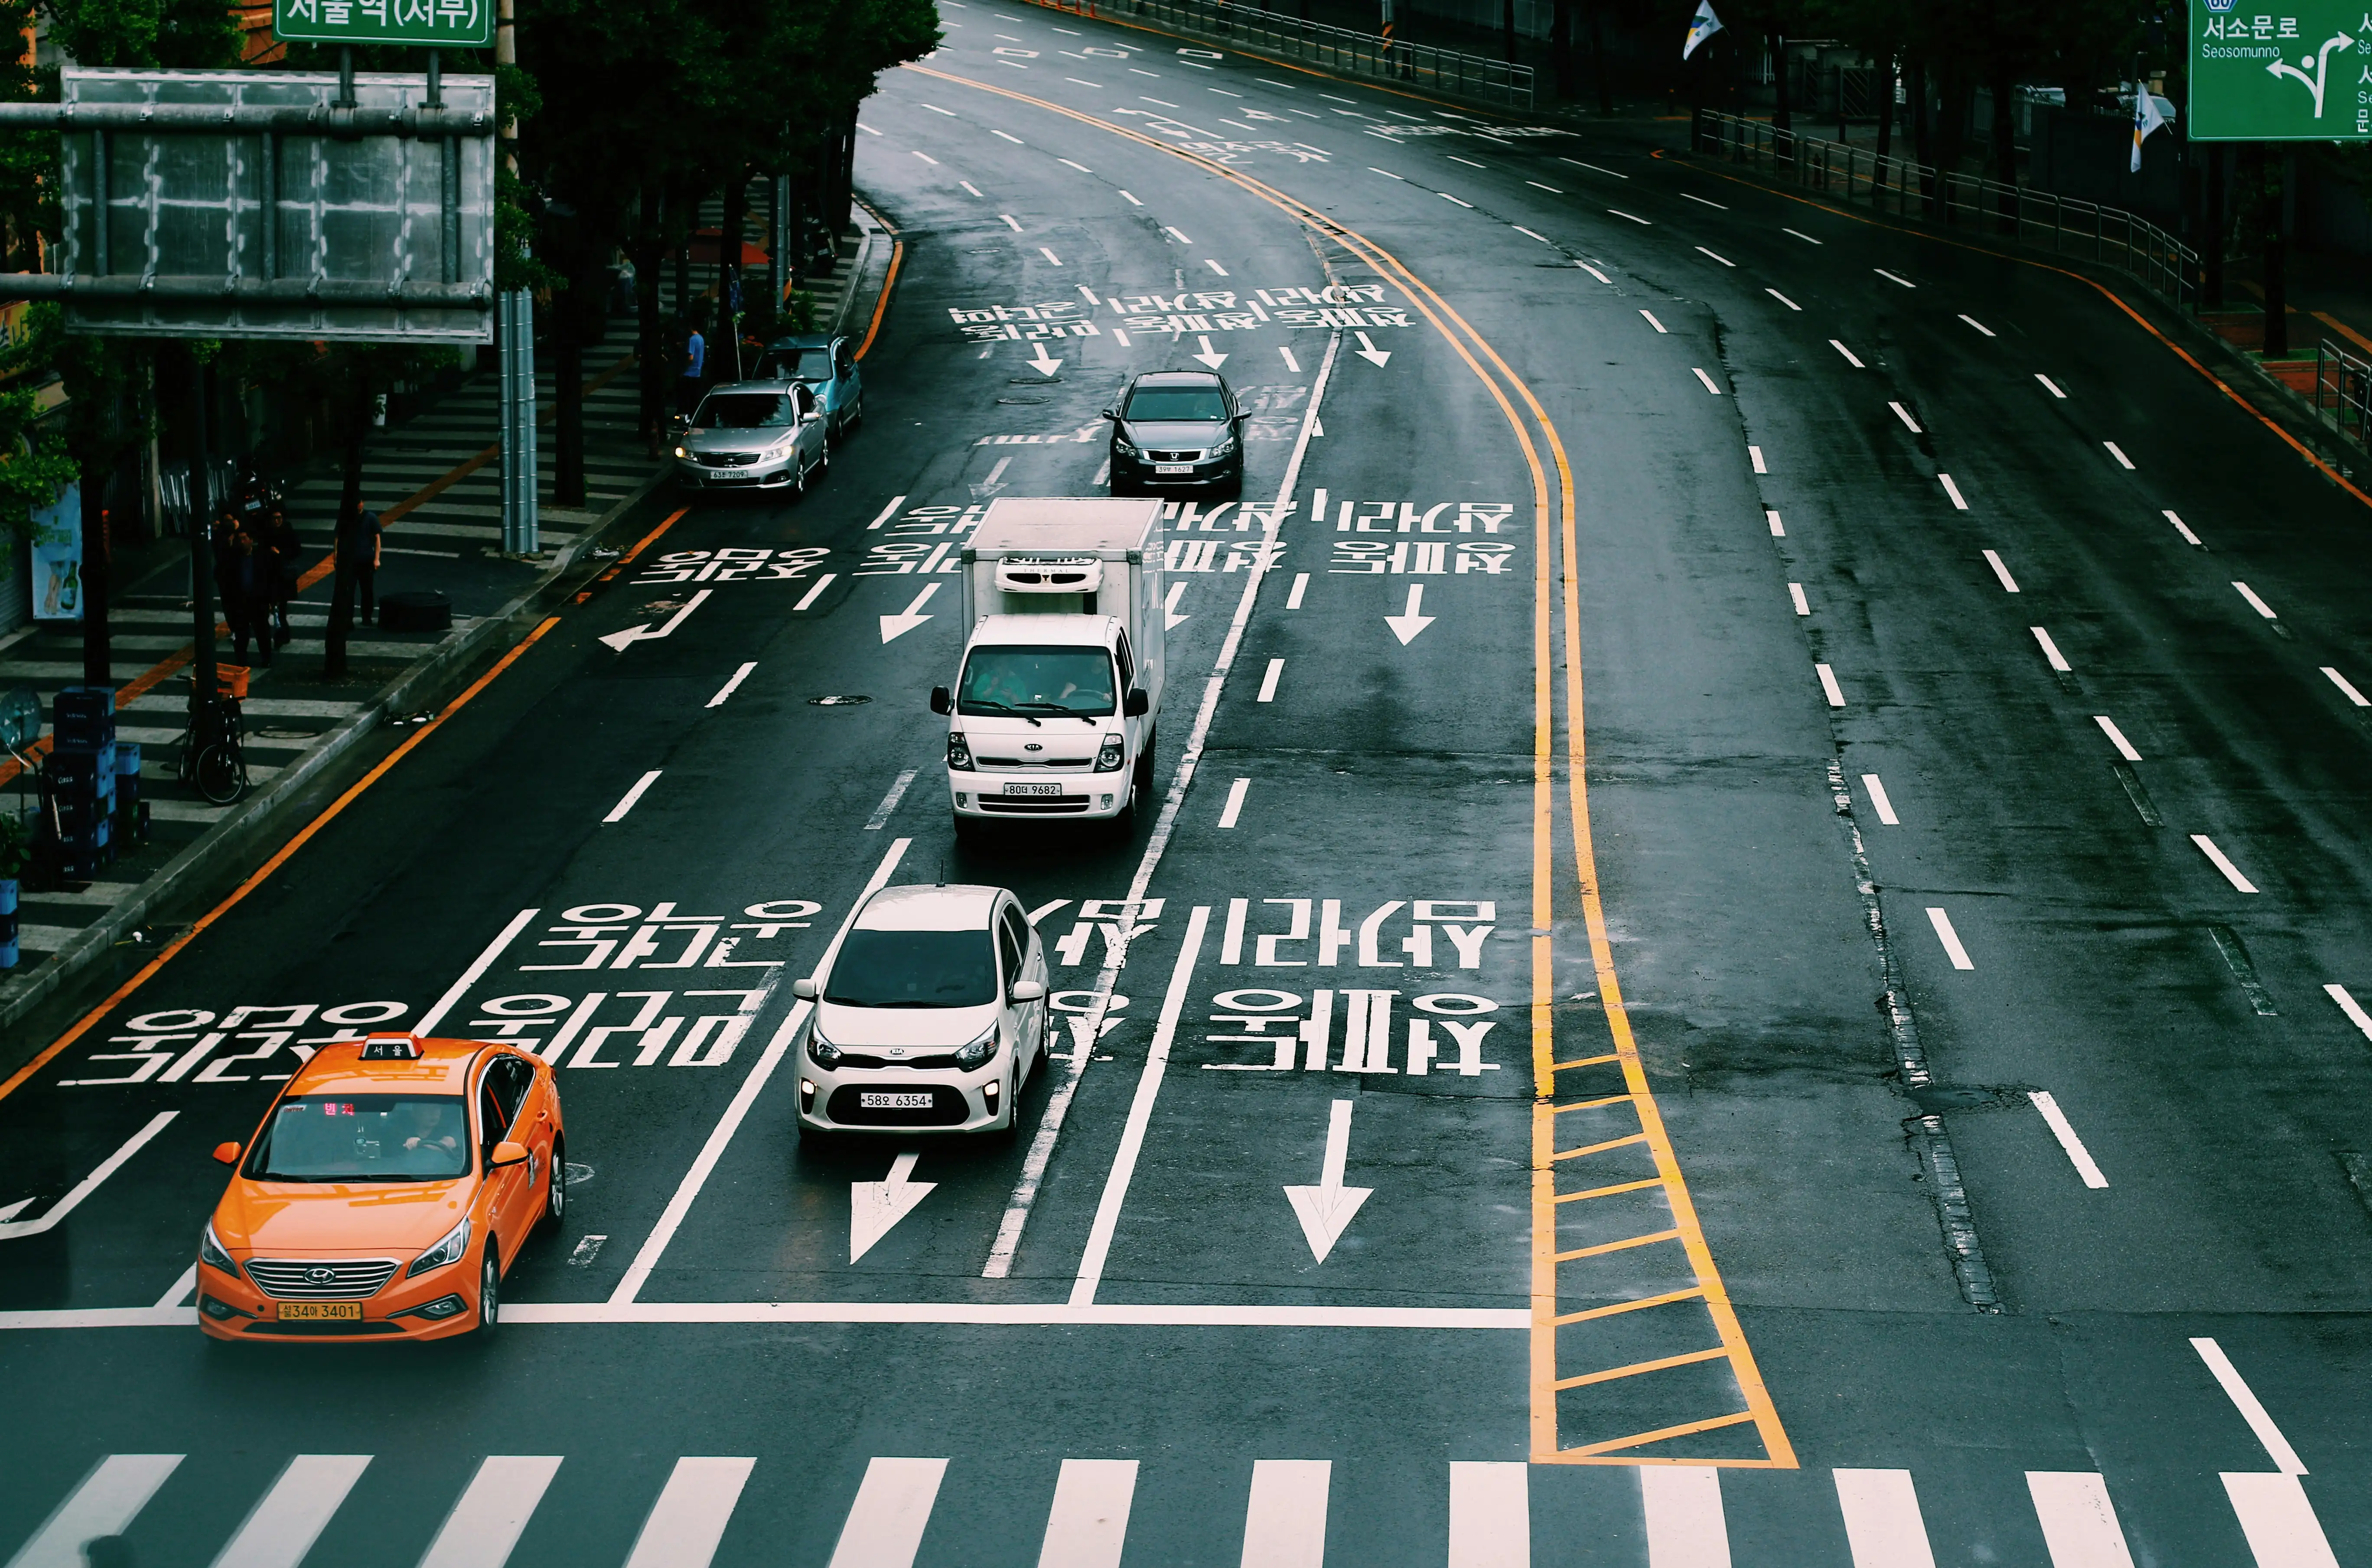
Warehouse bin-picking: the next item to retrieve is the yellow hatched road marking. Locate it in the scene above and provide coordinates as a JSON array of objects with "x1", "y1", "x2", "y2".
[
  {"x1": 1548, "y1": 1286, "x2": 1705, "y2": 1327},
  {"x1": 1551, "y1": 1346, "x2": 1731, "y2": 1392},
  {"x1": 1551, "y1": 1228, "x2": 1681, "y2": 1264},
  {"x1": 1552, "y1": 1093, "x2": 1636, "y2": 1114},
  {"x1": 1551, "y1": 1053, "x2": 1620, "y2": 1071},
  {"x1": 1564, "y1": 1410, "x2": 1759, "y2": 1459},
  {"x1": 1550, "y1": 1132, "x2": 1649, "y2": 1163},
  {"x1": 1555, "y1": 1177, "x2": 1665, "y2": 1204}
]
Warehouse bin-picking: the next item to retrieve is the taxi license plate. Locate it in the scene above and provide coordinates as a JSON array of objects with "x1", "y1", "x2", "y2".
[
  {"x1": 1155, "y1": 463, "x2": 1193, "y2": 475},
  {"x1": 1004, "y1": 782, "x2": 1062, "y2": 796},
  {"x1": 276, "y1": 1302, "x2": 362, "y2": 1321},
  {"x1": 860, "y1": 1091, "x2": 935, "y2": 1109}
]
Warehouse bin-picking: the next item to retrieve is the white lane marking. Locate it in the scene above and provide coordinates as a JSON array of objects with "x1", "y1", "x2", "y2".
[
  {"x1": 1889, "y1": 401, "x2": 1922, "y2": 433},
  {"x1": 1240, "y1": 1459, "x2": 1330, "y2": 1568},
  {"x1": 1512, "y1": 225, "x2": 1551, "y2": 243},
  {"x1": 212, "y1": 1454, "x2": 372, "y2": 1568},
  {"x1": 2191, "y1": 1338, "x2": 2310, "y2": 1474},
  {"x1": 4, "y1": 1454, "x2": 183, "y2": 1568},
  {"x1": 1447, "y1": 153, "x2": 1485, "y2": 168},
  {"x1": 2036, "y1": 373, "x2": 2068, "y2": 398},
  {"x1": 2326, "y1": 983, "x2": 2372, "y2": 1041},
  {"x1": 0, "y1": 1112, "x2": 176, "y2": 1233},
  {"x1": 1560, "y1": 156, "x2": 1627, "y2": 177},
  {"x1": 1639, "y1": 1466, "x2": 1727, "y2": 1568},
  {"x1": 1438, "y1": 192, "x2": 1475, "y2": 208},
  {"x1": 623, "y1": 1457, "x2": 757, "y2": 1568},
  {"x1": 611, "y1": 839, "x2": 911, "y2": 1303},
  {"x1": 1164, "y1": 579, "x2": 1192, "y2": 630},
  {"x1": 1133, "y1": 68, "x2": 1160, "y2": 76},
  {"x1": 1939, "y1": 474, "x2": 1969, "y2": 510},
  {"x1": 1066, "y1": 78, "x2": 1100, "y2": 88},
  {"x1": 1982, "y1": 550, "x2": 2020, "y2": 592},
  {"x1": 867, "y1": 494, "x2": 908, "y2": 530},
  {"x1": 1163, "y1": 224, "x2": 1191, "y2": 242},
  {"x1": 1833, "y1": 1470, "x2": 1939, "y2": 1568},
  {"x1": 920, "y1": 102, "x2": 957, "y2": 115},
  {"x1": 1205, "y1": 258, "x2": 1230, "y2": 274},
  {"x1": 794, "y1": 573, "x2": 837, "y2": 611},
  {"x1": 1789, "y1": 582, "x2": 1810, "y2": 615},
  {"x1": 1368, "y1": 166, "x2": 1404, "y2": 179},
  {"x1": 1526, "y1": 179, "x2": 1561, "y2": 193},
  {"x1": 1118, "y1": 189, "x2": 1142, "y2": 205},
  {"x1": 1874, "y1": 268, "x2": 1916, "y2": 288},
  {"x1": 2093, "y1": 716, "x2": 2143, "y2": 761},
  {"x1": 1640, "y1": 309, "x2": 1668, "y2": 333},
  {"x1": 2220, "y1": 1474, "x2": 2340, "y2": 1568},
  {"x1": 958, "y1": 181, "x2": 984, "y2": 197},
  {"x1": 603, "y1": 770, "x2": 663, "y2": 823},
  {"x1": 1680, "y1": 192, "x2": 1728, "y2": 209},
  {"x1": 567, "y1": 1235, "x2": 606, "y2": 1266},
  {"x1": 1766, "y1": 288, "x2": 1801, "y2": 310},
  {"x1": 418, "y1": 1457, "x2": 566, "y2": 1568},
  {"x1": 1577, "y1": 261, "x2": 1613, "y2": 284},
  {"x1": 1257, "y1": 658, "x2": 1284, "y2": 701},
  {"x1": 2024, "y1": 1473, "x2": 2137, "y2": 1568},
  {"x1": 2232, "y1": 581, "x2": 2278, "y2": 619},
  {"x1": 1766, "y1": 509, "x2": 1784, "y2": 537},
  {"x1": 858, "y1": 122, "x2": 881, "y2": 134},
  {"x1": 1001, "y1": 213, "x2": 1025, "y2": 231},
  {"x1": 1282, "y1": 1098, "x2": 1372, "y2": 1261},
  {"x1": 706, "y1": 663, "x2": 757, "y2": 707},
  {"x1": 1286, "y1": 572, "x2": 1309, "y2": 608},
  {"x1": 599, "y1": 586, "x2": 714, "y2": 651},
  {"x1": 1279, "y1": 345, "x2": 1301, "y2": 371},
  {"x1": 1959, "y1": 312, "x2": 1996, "y2": 335},
  {"x1": 2103, "y1": 440, "x2": 2135, "y2": 469},
  {"x1": 2029, "y1": 1092, "x2": 2110, "y2": 1189},
  {"x1": 1815, "y1": 663, "x2": 1845, "y2": 707},
  {"x1": 1038, "y1": 1459, "x2": 1137, "y2": 1568},
  {"x1": 2323, "y1": 666, "x2": 2371, "y2": 706},
  {"x1": 1692, "y1": 367, "x2": 1724, "y2": 394},
  {"x1": 2192, "y1": 835, "x2": 2260, "y2": 893},
  {"x1": 1750, "y1": 446, "x2": 1767, "y2": 473},
  {"x1": 1069, "y1": 905, "x2": 1211, "y2": 1304},
  {"x1": 1695, "y1": 245, "x2": 1735, "y2": 267},
  {"x1": 911, "y1": 150, "x2": 939, "y2": 165},
  {"x1": 1209, "y1": 86, "x2": 1243, "y2": 97},
  {"x1": 1861, "y1": 774, "x2": 1899, "y2": 824},
  {"x1": 1039, "y1": 247, "x2": 1064, "y2": 265},
  {"x1": 1219, "y1": 777, "x2": 1250, "y2": 828},
  {"x1": 2163, "y1": 508, "x2": 2202, "y2": 545},
  {"x1": 848, "y1": 1152, "x2": 934, "y2": 1263},
  {"x1": 152, "y1": 1265, "x2": 196, "y2": 1308},
  {"x1": 413, "y1": 907, "x2": 541, "y2": 1035},
  {"x1": 1926, "y1": 908, "x2": 1975, "y2": 970},
  {"x1": 991, "y1": 128, "x2": 1024, "y2": 143},
  {"x1": 2030, "y1": 626, "x2": 2071, "y2": 670},
  {"x1": 1609, "y1": 208, "x2": 1652, "y2": 224},
  {"x1": 1782, "y1": 226, "x2": 1822, "y2": 244},
  {"x1": 1255, "y1": 77, "x2": 1296, "y2": 88},
  {"x1": 1449, "y1": 1462, "x2": 1529, "y2": 1568},
  {"x1": 863, "y1": 770, "x2": 919, "y2": 831},
  {"x1": 1829, "y1": 338, "x2": 1864, "y2": 368}
]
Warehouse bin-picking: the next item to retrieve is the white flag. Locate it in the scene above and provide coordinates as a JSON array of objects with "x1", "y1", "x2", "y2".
[
  {"x1": 2130, "y1": 88, "x2": 2167, "y2": 172},
  {"x1": 1683, "y1": 0, "x2": 1723, "y2": 59}
]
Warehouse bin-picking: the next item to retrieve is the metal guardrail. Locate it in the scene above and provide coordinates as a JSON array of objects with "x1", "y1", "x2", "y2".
[
  {"x1": 1024, "y1": 0, "x2": 1535, "y2": 110},
  {"x1": 2314, "y1": 337, "x2": 2371, "y2": 451},
  {"x1": 1692, "y1": 111, "x2": 2197, "y2": 310}
]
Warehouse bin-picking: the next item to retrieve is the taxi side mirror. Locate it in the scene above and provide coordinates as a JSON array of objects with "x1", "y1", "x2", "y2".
[
  {"x1": 1009, "y1": 980, "x2": 1046, "y2": 1003},
  {"x1": 212, "y1": 1141, "x2": 241, "y2": 1165},
  {"x1": 490, "y1": 1141, "x2": 530, "y2": 1169},
  {"x1": 792, "y1": 977, "x2": 820, "y2": 1000}
]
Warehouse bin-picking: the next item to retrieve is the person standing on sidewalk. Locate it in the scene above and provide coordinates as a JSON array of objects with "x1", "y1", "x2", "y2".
[
  {"x1": 215, "y1": 509, "x2": 272, "y2": 667},
  {"x1": 261, "y1": 494, "x2": 300, "y2": 649},
  {"x1": 677, "y1": 319, "x2": 706, "y2": 420},
  {"x1": 335, "y1": 505, "x2": 381, "y2": 628}
]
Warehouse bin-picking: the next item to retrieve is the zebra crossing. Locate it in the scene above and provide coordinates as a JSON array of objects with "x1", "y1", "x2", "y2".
[{"x1": 2, "y1": 1452, "x2": 2346, "y2": 1568}]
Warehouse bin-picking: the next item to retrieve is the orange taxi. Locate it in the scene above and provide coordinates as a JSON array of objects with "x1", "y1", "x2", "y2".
[{"x1": 197, "y1": 1034, "x2": 565, "y2": 1340}]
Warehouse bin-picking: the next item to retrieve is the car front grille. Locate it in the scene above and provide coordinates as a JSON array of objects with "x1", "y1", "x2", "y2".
[
  {"x1": 243, "y1": 1258, "x2": 402, "y2": 1300},
  {"x1": 244, "y1": 1320, "x2": 408, "y2": 1336},
  {"x1": 978, "y1": 794, "x2": 1093, "y2": 814},
  {"x1": 831, "y1": 1051, "x2": 964, "y2": 1069},
  {"x1": 975, "y1": 756, "x2": 1093, "y2": 771},
  {"x1": 1146, "y1": 449, "x2": 1203, "y2": 463},
  {"x1": 696, "y1": 451, "x2": 762, "y2": 468}
]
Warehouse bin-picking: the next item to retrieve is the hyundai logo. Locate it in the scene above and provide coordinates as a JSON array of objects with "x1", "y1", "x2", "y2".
[{"x1": 305, "y1": 1267, "x2": 336, "y2": 1285}]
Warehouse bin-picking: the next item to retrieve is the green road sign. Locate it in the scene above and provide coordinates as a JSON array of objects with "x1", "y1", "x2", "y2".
[
  {"x1": 274, "y1": 0, "x2": 492, "y2": 49},
  {"x1": 2189, "y1": 0, "x2": 2372, "y2": 140}
]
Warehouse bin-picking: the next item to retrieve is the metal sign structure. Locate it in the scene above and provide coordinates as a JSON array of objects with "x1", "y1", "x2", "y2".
[
  {"x1": 2188, "y1": 0, "x2": 2372, "y2": 140},
  {"x1": 1, "y1": 67, "x2": 497, "y2": 342},
  {"x1": 273, "y1": 0, "x2": 494, "y2": 49}
]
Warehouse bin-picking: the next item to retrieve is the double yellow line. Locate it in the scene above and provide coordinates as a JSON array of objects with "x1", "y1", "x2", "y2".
[{"x1": 907, "y1": 64, "x2": 1794, "y2": 1465}]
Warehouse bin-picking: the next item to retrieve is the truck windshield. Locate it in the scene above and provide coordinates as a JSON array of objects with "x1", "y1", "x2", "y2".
[{"x1": 958, "y1": 647, "x2": 1117, "y2": 718}]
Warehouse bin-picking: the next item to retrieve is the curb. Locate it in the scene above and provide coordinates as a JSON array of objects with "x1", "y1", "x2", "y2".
[
  {"x1": 0, "y1": 463, "x2": 669, "y2": 1044},
  {"x1": 834, "y1": 208, "x2": 888, "y2": 339}
]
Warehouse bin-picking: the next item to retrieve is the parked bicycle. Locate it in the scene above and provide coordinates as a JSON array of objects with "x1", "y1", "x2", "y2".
[{"x1": 174, "y1": 669, "x2": 249, "y2": 806}]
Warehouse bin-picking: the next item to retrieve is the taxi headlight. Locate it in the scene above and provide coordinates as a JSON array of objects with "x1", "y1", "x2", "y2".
[
  {"x1": 807, "y1": 1028, "x2": 843, "y2": 1068},
  {"x1": 200, "y1": 1220, "x2": 238, "y2": 1277},
  {"x1": 954, "y1": 1027, "x2": 1000, "y2": 1070},
  {"x1": 407, "y1": 1216, "x2": 471, "y2": 1277}
]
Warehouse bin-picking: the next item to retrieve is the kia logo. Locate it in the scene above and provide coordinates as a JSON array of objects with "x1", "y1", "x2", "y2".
[
  {"x1": 305, "y1": 1267, "x2": 336, "y2": 1285},
  {"x1": 1024, "y1": 743, "x2": 1043, "y2": 751}
]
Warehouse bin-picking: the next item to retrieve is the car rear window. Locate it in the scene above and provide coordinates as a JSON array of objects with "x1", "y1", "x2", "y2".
[
  {"x1": 694, "y1": 392, "x2": 797, "y2": 429},
  {"x1": 826, "y1": 928, "x2": 999, "y2": 1008},
  {"x1": 1124, "y1": 387, "x2": 1227, "y2": 421},
  {"x1": 761, "y1": 348, "x2": 835, "y2": 381},
  {"x1": 245, "y1": 1095, "x2": 471, "y2": 1182}
]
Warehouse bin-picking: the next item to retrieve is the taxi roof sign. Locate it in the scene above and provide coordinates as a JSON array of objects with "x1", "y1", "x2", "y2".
[{"x1": 359, "y1": 1036, "x2": 422, "y2": 1060}]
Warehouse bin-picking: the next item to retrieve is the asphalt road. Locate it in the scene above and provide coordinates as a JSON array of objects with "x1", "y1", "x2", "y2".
[{"x1": 4, "y1": 7, "x2": 2372, "y2": 1565}]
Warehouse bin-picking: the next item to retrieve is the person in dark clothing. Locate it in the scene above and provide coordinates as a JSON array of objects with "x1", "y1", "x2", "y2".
[
  {"x1": 335, "y1": 506, "x2": 381, "y2": 627},
  {"x1": 215, "y1": 511, "x2": 272, "y2": 665},
  {"x1": 261, "y1": 503, "x2": 301, "y2": 647}
]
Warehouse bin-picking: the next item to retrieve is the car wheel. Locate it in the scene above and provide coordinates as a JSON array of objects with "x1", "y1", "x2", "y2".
[
  {"x1": 847, "y1": 396, "x2": 863, "y2": 435},
  {"x1": 818, "y1": 440, "x2": 832, "y2": 474},
  {"x1": 474, "y1": 1248, "x2": 500, "y2": 1337},
  {"x1": 545, "y1": 1138, "x2": 566, "y2": 1226},
  {"x1": 1132, "y1": 727, "x2": 1157, "y2": 802},
  {"x1": 1223, "y1": 466, "x2": 1245, "y2": 500},
  {"x1": 954, "y1": 812, "x2": 987, "y2": 846},
  {"x1": 788, "y1": 459, "x2": 807, "y2": 500}
]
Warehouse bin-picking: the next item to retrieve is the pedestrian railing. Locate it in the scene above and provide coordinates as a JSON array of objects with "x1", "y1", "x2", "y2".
[
  {"x1": 1691, "y1": 111, "x2": 2198, "y2": 310},
  {"x1": 1022, "y1": 0, "x2": 1535, "y2": 110},
  {"x1": 2314, "y1": 337, "x2": 2372, "y2": 451}
]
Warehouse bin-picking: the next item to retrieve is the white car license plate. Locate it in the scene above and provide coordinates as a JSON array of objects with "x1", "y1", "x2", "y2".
[
  {"x1": 1155, "y1": 463, "x2": 1193, "y2": 475},
  {"x1": 860, "y1": 1091, "x2": 934, "y2": 1109},
  {"x1": 1004, "y1": 782, "x2": 1063, "y2": 796}
]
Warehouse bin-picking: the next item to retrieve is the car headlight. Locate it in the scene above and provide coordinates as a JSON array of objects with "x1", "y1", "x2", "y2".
[
  {"x1": 673, "y1": 446, "x2": 688, "y2": 459},
  {"x1": 200, "y1": 1220, "x2": 238, "y2": 1277},
  {"x1": 1209, "y1": 433, "x2": 1238, "y2": 459},
  {"x1": 1095, "y1": 735, "x2": 1125, "y2": 771},
  {"x1": 948, "y1": 731, "x2": 974, "y2": 771},
  {"x1": 1112, "y1": 434, "x2": 1139, "y2": 457},
  {"x1": 807, "y1": 1027, "x2": 842, "y2": 1068},
  {"x1": 954, "y1": 1026, "x2": 1000, "y2": 1070},
  {"x1": 407, "y1": 1216, "x2": 471, "y2": 1278}
]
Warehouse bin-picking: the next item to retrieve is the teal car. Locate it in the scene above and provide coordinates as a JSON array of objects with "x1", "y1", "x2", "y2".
[{"x1": 758, "y1": 332, "x2": 865, "y2": 445}]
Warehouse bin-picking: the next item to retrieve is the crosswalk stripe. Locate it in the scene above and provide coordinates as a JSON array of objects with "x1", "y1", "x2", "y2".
[
  {"x1": 826, "y1": 1458, "x2": 947, "y2": 1568},
  {"x1": 1035, "y1": 1457, "x2": 1137, "y2": 1568},
  {"x1": 3, "y1": 1454, "x2": 182, "y2": 1568},
  {"x1": 1447, "y1": 1462, "x2": 1528, "y2": 1568},
  {"x1": 2220, "y1": 1473, "x2": 2341, "y2": 1568},
  {"x1": 621, "y1": 1457, "x2": 755, "y2": 1568},
  {"x1": 1640, "y1": 1465, "x2": 1728, "y2": 1568},
  {"x1": 209, "y1": 1454, "x2": 371, "y2": 1568},
  {"x1": 1832, "y1": 1470, "x2": 1937, "y2": 1568},
  {"x1": 1241, "y1": 1459, "x2": 1330, "y2": 1568},
  {"x1": 415, "y1": 1456, "x2": 564, "y2": 1568},
  {"x1": 2025, "y1": 1473, "x2": 2135, "y2": 1568}
]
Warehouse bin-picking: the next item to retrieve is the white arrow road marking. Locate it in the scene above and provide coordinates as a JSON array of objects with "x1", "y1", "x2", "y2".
[
  {"x1": 1353, "y1": 331, "x2": 1391, "y2": 367},
  {"x1": 880, "y1": 583, "x2": 941, "y2": 643},
  {"x1": 1027, "y1": 344, "x2": 1064, "y2": 377},
  {"x1": 1192, "y1": 334, "x2": 1228, "y2": 369},
  {"x1": 0, "y1": 1112, "x2": 177, "y2": 1239},
  {"x1": 850, "y1": 1151, "x2": 937, "y2": 1263},
  {"x1": 1284, "y1": 1100, "x2": 1372, "y2": 1262},
  {"x1": 1164, "y1": 580, "x2": 1191, "y2": 629},
  {"x1": 598, "y1": 588, "x2": 713, "y2": 653},
  {"x1": 1384, "y1": 583, "x2": 1435, "y2": 644}
]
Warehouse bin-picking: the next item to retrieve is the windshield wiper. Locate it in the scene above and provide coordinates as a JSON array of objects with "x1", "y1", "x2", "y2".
[{"x1": 961, "y1": 699, "x2": 1041, "y2": 726}]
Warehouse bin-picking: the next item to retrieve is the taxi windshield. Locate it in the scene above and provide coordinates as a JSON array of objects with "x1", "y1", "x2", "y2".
[{"x1": 246, "y1": 1095, "x2": 471, "y2": 1182}]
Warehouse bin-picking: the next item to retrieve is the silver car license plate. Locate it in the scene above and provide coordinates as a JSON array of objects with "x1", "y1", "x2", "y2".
[
  {"x1": 860, "y1": 1091, "x2": 934, "y2": 1109},
  {"x1": 1155, "y1": 463, "x2": 1193, "y2": 475},
  {"x1": 1004, "y1": 782, "x2": 1062, "y2": 796}
]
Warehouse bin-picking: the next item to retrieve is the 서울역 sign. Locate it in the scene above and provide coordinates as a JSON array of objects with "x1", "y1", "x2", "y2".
[
  {"x1": 2187, "y1": 0, "x2": 2372, "y2": 139},
  {"x1": 274, "y1": 0, "x2": 492, "y2": 48}
]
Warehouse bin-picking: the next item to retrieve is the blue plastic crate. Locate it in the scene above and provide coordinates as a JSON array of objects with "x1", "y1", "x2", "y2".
[{"x1": 113, "y1": 742, "x2": 140, "y2": 775}]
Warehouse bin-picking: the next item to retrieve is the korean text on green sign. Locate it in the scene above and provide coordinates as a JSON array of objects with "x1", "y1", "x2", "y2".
[
  {"x1": 274, "y1": 0, "x2": 492, "y2": 49},
  {"x1": 2188, "y1": 0, "x2": 2372, "y2": 140}
]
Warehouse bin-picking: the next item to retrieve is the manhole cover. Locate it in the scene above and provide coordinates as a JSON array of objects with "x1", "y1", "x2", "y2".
[{"x1": 808, "y1": 695, "x2": 872, "y2": 706}]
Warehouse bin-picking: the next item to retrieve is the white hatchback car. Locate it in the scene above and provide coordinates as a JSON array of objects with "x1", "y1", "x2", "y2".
[{"x1": 792, "y1": 884, "x2": 1049, "y2": 1136}]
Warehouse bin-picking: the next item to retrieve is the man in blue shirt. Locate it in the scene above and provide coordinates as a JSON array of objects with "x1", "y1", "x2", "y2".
[{"x1": 678, "y1": 322, "x2": 706, "y2": 419}]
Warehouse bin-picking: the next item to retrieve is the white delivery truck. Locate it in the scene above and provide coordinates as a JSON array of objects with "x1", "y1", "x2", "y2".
[{"x1": 929, "y1": 497, "x2": 1166, "y2": 836}]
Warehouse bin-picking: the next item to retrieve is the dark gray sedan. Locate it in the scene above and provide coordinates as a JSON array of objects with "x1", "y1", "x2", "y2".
[
  {"x1": 671, "y1": 381, "x2": 830, "y2": 497},
  {"x1": 1105, "y1": 371, "x2": 1244, "y2": 498}
]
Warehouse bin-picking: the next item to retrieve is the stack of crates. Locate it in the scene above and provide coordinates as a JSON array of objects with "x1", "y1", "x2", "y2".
[
  {"x1": 117, "y1": 739, "x2": 145, "y2": 848},
  {"x1": 43, "y1": 686, "x2": 117, "y2": 881}
]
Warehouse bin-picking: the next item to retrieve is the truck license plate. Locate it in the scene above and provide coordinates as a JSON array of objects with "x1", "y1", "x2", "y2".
[
  {"x1": 1155, "y1": 463, "x2": 1193, "y2": 475},
  {"x1": 860, "y1": 1092, "x2": 935, "y2": 1109},
  {"x1": 276, "y1": 1302, "x2": 362, "y2": 1321},
  {"x1": 1003, "y1": 782, "x2": 1063, "y2": 796}
]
